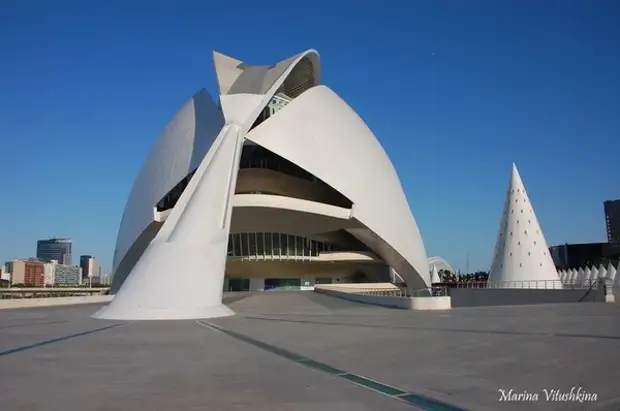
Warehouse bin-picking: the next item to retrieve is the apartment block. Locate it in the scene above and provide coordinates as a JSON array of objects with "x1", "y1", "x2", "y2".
[{"x1": 8, "y1": 259, "x2": 44, "y2": 286}]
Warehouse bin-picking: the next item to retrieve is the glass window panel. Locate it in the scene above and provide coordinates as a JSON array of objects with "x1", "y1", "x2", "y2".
[
  {"x1": 246, "y1": 233, "x2": 251, "y2": 257},
  {"x1": 281, "y1": 234, "x2": 288, "y2": 257},
  {"x1": 248, "y1": 233, "x2": 255, "y2": 256},
  {"x1": 289, "y1": 234, "x2": 295, "y2": 256},
  {"x1": 273, "y1": 233, "x2": 280, "y2": 257},
  {"x1": 227, "y1": 235, "x2": 233, "y2": 256},
  {"x1": 265, "y1": 232, "x2": 273, "y2": 257},
  {"x1": 233, "y1": 234, "x2": 242, "y2": 257},
  {"x1": 257, "y1": 232, "x2": 264, "y2": 257}
]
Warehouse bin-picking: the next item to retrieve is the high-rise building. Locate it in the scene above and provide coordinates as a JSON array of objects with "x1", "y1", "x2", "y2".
[
  {"x1": 37, "y1": 238, "x2": 72, "y2": 265},
  {"x1": 80, "y1": 255, "x2": 101, "y2": 280},
  {"x1": 604, "y1": 199, "x2": 620, "y2": 243}
]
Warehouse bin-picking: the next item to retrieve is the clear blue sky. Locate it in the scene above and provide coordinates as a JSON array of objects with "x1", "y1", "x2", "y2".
[{"x1": 1, "y1": 1, "x2": 618, "y2": 274}]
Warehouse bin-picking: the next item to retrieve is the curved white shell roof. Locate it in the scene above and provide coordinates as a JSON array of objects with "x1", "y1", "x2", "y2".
[
  {"x1": 488, "y1": 163, "x2": 560, "y2": 287},
  {"x1": 112, "y1": 90, "x2": 224, "y2": 275},
  {"x1": 96, "y1": 49, "x2": 430, "y2": 320}
]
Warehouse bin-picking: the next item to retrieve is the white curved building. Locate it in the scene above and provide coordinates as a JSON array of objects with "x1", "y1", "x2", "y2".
[
  {"x1": 488, "y1": 163, "x2": 560, "y2": 288},
  {"x1": 94, "y1": 49, "x2": 430, "y2": 320}
]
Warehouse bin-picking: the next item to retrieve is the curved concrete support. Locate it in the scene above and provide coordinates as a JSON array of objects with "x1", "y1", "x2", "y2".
[
  {"x1": 94, "y1": 126, "x2": 244, "y2": 320},
  {"x1": 112, "y1": 90, "x2": 224, "y2": 275}
]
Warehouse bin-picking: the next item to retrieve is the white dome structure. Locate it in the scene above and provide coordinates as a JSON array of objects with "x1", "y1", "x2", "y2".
[
  {"x1": 94, "y1": 49, "x2": 430, "y2": 320},
  {"x1": 488, "y1": 163, "x2": 560, "y2": 288}
]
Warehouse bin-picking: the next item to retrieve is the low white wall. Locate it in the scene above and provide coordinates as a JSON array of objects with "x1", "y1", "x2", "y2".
[
  {"x1": 315, "y1": 283, "x2": 399, "y2": 293},
  {"x1": 314, "y1": 286, "x2": 451, "y2": 310},
  {"x1": 0, "y1": 295, "x2": 114, "y2": 310}
]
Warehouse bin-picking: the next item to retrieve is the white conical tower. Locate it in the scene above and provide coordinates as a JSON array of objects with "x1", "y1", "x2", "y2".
[
  {"x1": 598, "y1": 264, "x2": 607, "y2": 279},
  {"x1": 488, "y1": 163, "x2": 560, "y2": 288},
  {"x1": 431, "y1": 264, "x2": 441, "y2": 284},
  {"x1": 607, "y1": 262, "x2": 617, "y2": 283}
]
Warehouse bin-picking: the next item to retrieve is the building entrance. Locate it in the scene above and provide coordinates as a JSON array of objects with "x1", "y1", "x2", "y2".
[
  {"x1": 228, "y1": 278, "x2": 250, "y2": 292},
  {"x1": 264, "y1": 278, "x2": 301, "y2": 291}
]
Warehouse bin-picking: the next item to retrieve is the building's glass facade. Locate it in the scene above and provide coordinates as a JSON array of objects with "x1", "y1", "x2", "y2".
[
  {"x1": 227, "y1": 232, "x2": 350, "y2": 259},
  {"x1": 604, "y1": 199, "x2": 620, "y2": 243},
  {"x1": 36, "y1": 238, "x2": 72, "y2": 265}
]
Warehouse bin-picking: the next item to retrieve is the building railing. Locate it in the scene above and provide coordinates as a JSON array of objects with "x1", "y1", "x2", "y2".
[
  {"x1": 353, "y1": 286, "x2": 449, "y2": 298},
  {"x1": 0, "y1": 287, "x2": 110, "y2": 299},
  {"x1": 452, "y1": 279, "x2": 598, "y2": 290}
]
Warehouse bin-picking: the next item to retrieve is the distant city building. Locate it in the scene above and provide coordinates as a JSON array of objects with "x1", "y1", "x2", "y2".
[
  {"x1": 0, "y1": 264, "x2": 9, "y2": 282},
  {"x1": 37, "y1": 238, "x2": 72, "y2": 265},
  {"x1": 604, "y1": 199, "x2": 620, "y2": 243},
  {"x1": 100, "y1": 274, "x2": 112, "y2": 286},
  {"x1": 43, "y1": 261, "x2": 56, "y2": 286},
  {"x1": 7, "y1": 259, "x2": 44, "y2": 286},
  {"x1": 51, "y1": 262, "x2": 82, "y2": 286},
  {"x1": 79, "y1": 255, "x2": 101, "y2": 280},
  {"x1": 549, "y1": 242, "x2": 620, "y2": 269}
]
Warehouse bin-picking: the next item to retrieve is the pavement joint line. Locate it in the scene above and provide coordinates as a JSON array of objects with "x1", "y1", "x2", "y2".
[
  {"x1": 0, "y1": 320, "x2": 70, "y2": 330},
  {"x1": 197, "y1": 320, "x2": 469, "y2": 411},
  {"x1": 0, "y1": 321, "x2": 130, "y2": 357},
  {"x1": 244, "y1": 315, "x2": 620, "y2": 341}
]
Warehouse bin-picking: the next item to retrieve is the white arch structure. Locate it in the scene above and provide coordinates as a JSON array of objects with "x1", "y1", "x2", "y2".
[
  {"x1": 94, "y1": 49, "x2": 430, "y2": 320},
  {"x1": 427, "y1": 256, "x2": 455, "y2": 273}
]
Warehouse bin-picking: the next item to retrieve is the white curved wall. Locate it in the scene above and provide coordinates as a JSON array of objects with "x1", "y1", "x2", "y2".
[
  {"x1": 112, "y1": 90, "x2": 224, "y2": 273},
  {"x1": 246, "y1": 85, "x2": 430, "y2": 288}
]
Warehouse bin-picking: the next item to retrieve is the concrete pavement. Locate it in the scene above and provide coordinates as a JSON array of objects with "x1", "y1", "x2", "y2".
[{"x1": 0, "y1": 292, "x2": 618, "y2": 410}]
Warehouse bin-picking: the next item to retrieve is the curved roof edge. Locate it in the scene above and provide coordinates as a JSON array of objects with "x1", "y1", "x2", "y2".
[{"x1": 428, "y1": 256, "x2": 455, "y2": 273}]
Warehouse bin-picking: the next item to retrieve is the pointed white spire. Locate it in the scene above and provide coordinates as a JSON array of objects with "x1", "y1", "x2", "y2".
[
  {"x1": 213, "y1": 51, "x2": 244, "y2": 95},
  {"x1": 577, "y1": 267, "x2": 585, "y2": 282},
  {"x1": 598, "y1": 264, "x2": 607, "y2": 279},
  {"x1": 590, "y1": 265, "x2": 599, "y2": 281},
  {"x1": 608, "y1": 262, "x2": 618, "y2": 283},
  {"x1": 572, "y1": 268, "x2": 579, "y2": 282},
  {"x1": 584, "y1": 266, "x2": 592, "y2": 283},
  {"x1": 431, "y1": 264, "x2": 441, "y2": 284},
  {"x1": 488, "y1": 163, "x2": 560, "y2": 287}
]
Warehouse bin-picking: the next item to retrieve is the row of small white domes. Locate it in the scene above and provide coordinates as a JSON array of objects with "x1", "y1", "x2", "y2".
[{"x1": 556, "y1": 263, "x2": 619, "y2": 286}]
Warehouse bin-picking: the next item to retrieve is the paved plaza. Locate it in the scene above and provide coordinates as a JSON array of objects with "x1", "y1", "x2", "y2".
[{"x1": 0, "y1": 292, "x2": 619, "y2": 410}]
